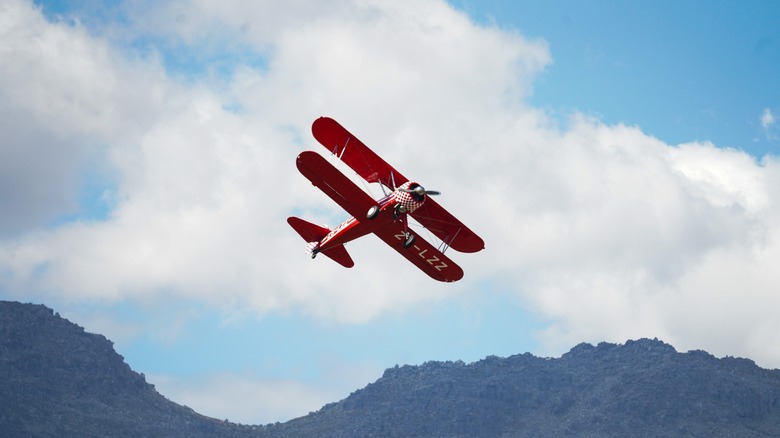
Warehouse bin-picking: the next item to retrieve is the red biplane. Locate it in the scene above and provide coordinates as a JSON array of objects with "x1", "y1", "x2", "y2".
[{"x1": 287, "y1": 117, "x2": 484, "y2": 282}]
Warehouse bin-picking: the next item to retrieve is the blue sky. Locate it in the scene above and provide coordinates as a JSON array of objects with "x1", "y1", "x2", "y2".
[
  {"x1": 462, "y1": 0, "x2": 780, "y2": 156},
  {"x1": 2, "y1": 0, "x2": 779, "y2": 425}
]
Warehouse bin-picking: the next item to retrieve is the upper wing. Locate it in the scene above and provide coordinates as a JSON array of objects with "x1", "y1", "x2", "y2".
[
  {"x1": 410, "y1": 198, "x2": 485, "y2": 253},
  {"x1": 311, "y1": 117, "x2": 408, "y2": 190},
  {"x1": 296, "y1": 151, "x2": 377, "y2": 219},
  {"x1": 373, "y1": 225, "x2": 464, "y2": 283}
]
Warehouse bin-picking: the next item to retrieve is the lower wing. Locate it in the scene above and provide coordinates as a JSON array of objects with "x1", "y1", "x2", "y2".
[{"x1": 373, "y1": 225, "x2": 464, "y2": 283}]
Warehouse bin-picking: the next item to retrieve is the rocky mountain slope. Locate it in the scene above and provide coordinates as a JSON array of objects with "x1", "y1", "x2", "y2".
[
  {"x1": 2, "y1": 300, "x2": 779, "y2": 437},
  {"x1": 269, "y1": 339, "x2": 780, "y2": 437},
  {"x1": 0, "y1": 301, "x2": 260, "y2": 437}
]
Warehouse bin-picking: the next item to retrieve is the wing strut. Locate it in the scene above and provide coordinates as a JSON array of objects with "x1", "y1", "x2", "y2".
[
  {"x1": 336, "y1": 137, "x2": 349, "y2": 160},
  {"x1": 437, "y1": 226, "x2": 463, "y2": 254},
  {"x1": 330, "y1": 131, "x2": 390, "y2": 197}
]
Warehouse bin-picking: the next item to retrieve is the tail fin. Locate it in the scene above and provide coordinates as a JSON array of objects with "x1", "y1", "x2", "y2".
[{"x1": 287, "y1": 217, "x2": 355, "y2": 268}]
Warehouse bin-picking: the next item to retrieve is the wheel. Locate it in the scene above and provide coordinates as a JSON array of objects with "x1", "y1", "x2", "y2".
[
  {"x1": 402, "y1": 233, "x2": 416, "y2": 248},
  {"x1": 366, "y1": 205, "x2": 380, "y2": 220}
]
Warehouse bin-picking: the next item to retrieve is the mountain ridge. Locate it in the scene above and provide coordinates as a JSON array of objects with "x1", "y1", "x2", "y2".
[
  {"x1": 0, "y1": 300, "x2": 260, "y2": 437},
  {"x1": 2, "y1": 300, "x2": 779, "y2": 437},
  {"x1": 270, "y1": 337, "x2": 780, "y2": 437}
]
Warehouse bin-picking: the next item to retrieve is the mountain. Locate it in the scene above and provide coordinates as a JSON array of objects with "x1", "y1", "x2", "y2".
[
  {"x1": 0, "y1": 301, "x2": 260, "y2": 437},
  {"x1": 2, "y1": 300, "x2": 779, "y2": 437},
  {"x1": 267, "y1": 339, "x2": 780, "y2": 437},
  {"x1": 278, "y1": 339, "x2": 780, "y2": 437}
]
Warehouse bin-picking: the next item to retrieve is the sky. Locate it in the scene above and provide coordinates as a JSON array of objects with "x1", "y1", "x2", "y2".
[{"x1": 1, "y1": 0, "x2": 779, "y2": 425}]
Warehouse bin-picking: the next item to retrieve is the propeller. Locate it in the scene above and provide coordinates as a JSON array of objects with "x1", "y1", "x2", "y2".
[{"x1": 400, "y1": 184, "x2": 440, "y2": 197}]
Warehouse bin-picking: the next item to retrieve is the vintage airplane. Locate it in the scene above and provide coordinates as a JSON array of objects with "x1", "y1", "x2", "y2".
[{"x1": 287, "y1": 117, "x2": 484, "y2": 282}]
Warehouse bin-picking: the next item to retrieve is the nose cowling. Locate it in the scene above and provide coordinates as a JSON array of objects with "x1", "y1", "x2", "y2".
[{"x1": 392, "y1": 182, "x2": 426, "y2": 214}]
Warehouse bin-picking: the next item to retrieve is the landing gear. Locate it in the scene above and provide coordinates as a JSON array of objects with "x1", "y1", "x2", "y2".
[
  {"x1": 402, "y1": 232, "x2": 416, "y2": 248},
  {"x1": 366, "y1": 205, "x2": 380, "y2": 220},
  {"x1": 393, "y1": 204, "x2": 407, "y2": 219}
]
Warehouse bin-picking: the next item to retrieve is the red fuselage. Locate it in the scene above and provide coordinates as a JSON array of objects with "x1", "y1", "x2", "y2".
[{"x1": 315, "y1": 182, "x2": 425, "y2": 253}]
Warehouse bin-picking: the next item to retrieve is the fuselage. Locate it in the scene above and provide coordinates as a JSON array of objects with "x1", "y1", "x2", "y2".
[{"x1": 316, "y1": 181, "x2": 426, "y2": 252}]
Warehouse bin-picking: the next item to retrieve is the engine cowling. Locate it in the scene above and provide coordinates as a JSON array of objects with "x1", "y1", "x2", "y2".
[{"x1": 392, "y1": 181, "x2": 426, "y2": 214}]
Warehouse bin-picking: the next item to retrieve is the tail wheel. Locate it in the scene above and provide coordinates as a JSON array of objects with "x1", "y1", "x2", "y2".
[
  {"x1": 402, "y1": 233, "x2": 416, "y2": 248},
  {"x1": 367, "y1": 205, "x2": 380, "y2": 220}
]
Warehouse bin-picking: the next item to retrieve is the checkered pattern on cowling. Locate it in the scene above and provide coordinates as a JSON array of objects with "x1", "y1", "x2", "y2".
[{"x1": 392, "y1": 181, "x2": 424, "y2": 213}]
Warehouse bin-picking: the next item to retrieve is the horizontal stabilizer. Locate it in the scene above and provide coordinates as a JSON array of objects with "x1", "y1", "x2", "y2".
[
  {"x1": 287, "y1": 216, "x2": 329, "y2": 242},
  {"x1": 321, "y1": 244, "x2": 354, "y2": 268}
]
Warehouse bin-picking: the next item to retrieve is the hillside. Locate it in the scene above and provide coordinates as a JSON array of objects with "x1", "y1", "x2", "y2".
[
  {"x1": 269, "y1": 339, "x2": 780, "y2": 437},
  {"x1": 0, "y1": 301, "x2": 259, "y2": 437},
  {"x1": 2, "y1": 300, "x2": 779, "y2": 437}
]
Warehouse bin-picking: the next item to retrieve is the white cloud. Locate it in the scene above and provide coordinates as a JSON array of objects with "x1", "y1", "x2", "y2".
[
  {"x1": 0, "y1": 0, "x2": 168, "y2": 236},
  {"x1": 4, "y1": 0, "x2": 780, "y2": 421},
  {"x1": 761, "y1": 108, "x2": 775, "y2": 129},
  {"x1": 467, "y1": 118, "x2": 778, "y2": 365},
  {"x1": 150, "y1": 373, "x2": 330, "y2": 424},
  {"x1": 0, "y1": 0, "x2": 550, "y2": 322},
  {"x1": 761, "y1": 108, "x2": 777, "y2": 142},
  {"x1": 149, "y1": 363, "x2": 381, "y2": 424}
]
